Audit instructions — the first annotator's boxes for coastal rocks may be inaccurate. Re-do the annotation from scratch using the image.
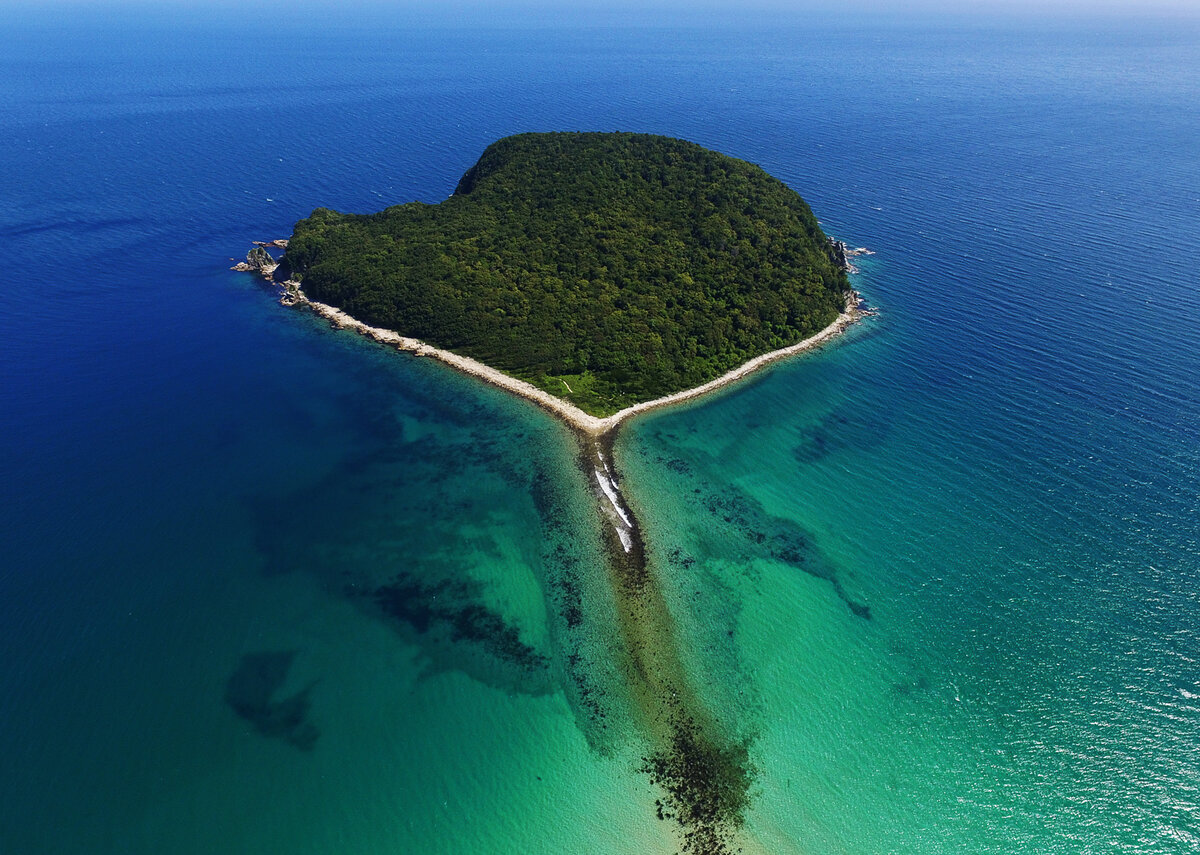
[232,239,307,303]
[232,240,291,279]
[856,293,879,316]
[827,238,874,274]
[246,245,275,271]
[231,245,278,275]
[828,238,848,271]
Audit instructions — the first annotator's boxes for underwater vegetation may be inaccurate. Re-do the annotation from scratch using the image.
[225,651,319,751]
[642,712,754,855]
[369,572,549,673]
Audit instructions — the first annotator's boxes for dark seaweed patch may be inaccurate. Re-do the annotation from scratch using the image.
[792,405,891,466]
[642,714,754,855]
[529,461,629,748]
[548,542,620,742]
[225,651,318,750]
[833,581,871,620]
[668,547,696,570]
[565,649,611,734]
[660,456,693,475]
[791,420,841,465]
[548,541,585,629]
[370,573,549,672]
[698,484,871,620]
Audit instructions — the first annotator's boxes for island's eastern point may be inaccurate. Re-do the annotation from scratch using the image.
[235,131,870,855]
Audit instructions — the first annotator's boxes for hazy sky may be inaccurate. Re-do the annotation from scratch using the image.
[1,0,1197,25]
[0,0,1195,10]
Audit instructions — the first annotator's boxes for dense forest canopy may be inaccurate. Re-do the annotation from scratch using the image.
[283,132,850,416]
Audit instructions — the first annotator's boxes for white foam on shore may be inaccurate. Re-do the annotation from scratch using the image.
[595,468,633,529]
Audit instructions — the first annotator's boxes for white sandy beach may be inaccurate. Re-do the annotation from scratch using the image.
[275,277,860,436]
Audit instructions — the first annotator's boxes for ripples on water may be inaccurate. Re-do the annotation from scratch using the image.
[0,9,1198,854]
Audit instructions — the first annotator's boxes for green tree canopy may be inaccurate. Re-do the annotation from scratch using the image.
[284,132,849,416]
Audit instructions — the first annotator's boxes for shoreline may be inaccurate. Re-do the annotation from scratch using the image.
[261,271,861,439]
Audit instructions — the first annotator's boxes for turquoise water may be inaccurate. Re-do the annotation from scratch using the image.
[2,8,1199,854]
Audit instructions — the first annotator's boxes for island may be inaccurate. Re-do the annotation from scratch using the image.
[237,132,865,855]
[274,131,858,421]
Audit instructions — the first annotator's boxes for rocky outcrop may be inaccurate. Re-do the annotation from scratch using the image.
[246,246,275,270]
[828,238,874,274]
[828,237,849,271]
[231,243,290,279]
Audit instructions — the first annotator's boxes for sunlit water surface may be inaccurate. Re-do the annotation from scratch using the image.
[1,11,1198,854]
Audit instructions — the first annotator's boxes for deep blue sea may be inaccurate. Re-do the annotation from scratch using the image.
[2,7,1199,854]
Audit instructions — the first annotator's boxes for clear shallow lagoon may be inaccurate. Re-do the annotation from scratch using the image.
[2,9,1198,854]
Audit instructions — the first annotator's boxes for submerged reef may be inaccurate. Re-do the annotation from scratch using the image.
[579,433,762,855]
[225,651,319,751]
[642,713,754,855]
[369,572,549,673]
[649,441,871,620]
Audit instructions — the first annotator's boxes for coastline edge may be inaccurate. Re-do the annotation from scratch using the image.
[264,272,862,438]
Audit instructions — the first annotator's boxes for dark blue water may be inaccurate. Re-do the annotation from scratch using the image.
[2,9,1199,853]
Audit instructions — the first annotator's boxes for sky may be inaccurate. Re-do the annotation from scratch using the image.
[0,0,1197,35]
[1,0,1197,17]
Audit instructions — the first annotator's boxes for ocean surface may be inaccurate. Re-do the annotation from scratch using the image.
[2,8,1199,853]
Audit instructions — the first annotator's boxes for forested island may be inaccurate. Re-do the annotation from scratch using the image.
[279,132,853,417]
[242,132,863,855]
